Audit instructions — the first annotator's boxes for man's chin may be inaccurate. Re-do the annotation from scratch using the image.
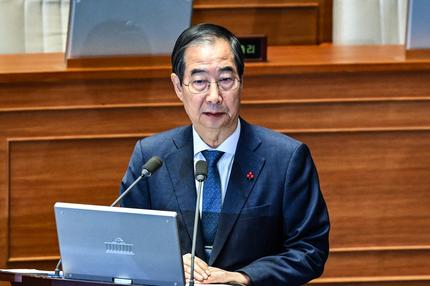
[199,115,229,130]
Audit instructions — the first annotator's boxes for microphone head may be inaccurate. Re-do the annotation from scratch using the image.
[141,156,163,176]
[195,160,208,182]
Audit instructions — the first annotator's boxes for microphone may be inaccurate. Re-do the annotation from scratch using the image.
[53,156,163,277]
[189,160,208,286]
[195,160,208,182]
[141,156,163,177]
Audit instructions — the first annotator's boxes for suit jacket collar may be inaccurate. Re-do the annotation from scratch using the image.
[164,120,266,264]
[164,126,206,259]
[210,119,266,264]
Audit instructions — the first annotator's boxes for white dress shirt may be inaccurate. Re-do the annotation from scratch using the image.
[193,119,241,207]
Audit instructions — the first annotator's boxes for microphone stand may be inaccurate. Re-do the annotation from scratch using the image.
[53,156,162,278]
[53,173,148,277]
[189,178,204,286]
[110,173,147,207]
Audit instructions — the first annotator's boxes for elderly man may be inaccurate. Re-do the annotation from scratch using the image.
[120,23,329,286]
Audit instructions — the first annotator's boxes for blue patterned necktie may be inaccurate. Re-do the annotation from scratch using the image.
[201,150,224,258]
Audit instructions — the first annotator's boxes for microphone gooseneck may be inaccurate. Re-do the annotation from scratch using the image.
[111,156,163,207]
[189,160,208,286]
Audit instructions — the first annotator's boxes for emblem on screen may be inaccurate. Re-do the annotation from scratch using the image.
[105,238,135,255]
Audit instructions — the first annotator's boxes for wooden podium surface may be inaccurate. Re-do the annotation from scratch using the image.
[2,271,430,286]
[0,271,123,286]
[1,45,430,286]
[1,44,430,80]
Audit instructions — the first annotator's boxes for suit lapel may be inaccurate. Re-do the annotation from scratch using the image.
[209,121,266,265]
[164,126,205,259]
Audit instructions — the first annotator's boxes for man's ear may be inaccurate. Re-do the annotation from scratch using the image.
[171,73,184,101]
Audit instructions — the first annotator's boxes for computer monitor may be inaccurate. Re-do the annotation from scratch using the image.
[65,0,193,59]
[406,0,430,49]
[54,202,185,286]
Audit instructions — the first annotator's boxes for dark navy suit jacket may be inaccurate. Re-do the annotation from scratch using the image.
[120,119,330,286]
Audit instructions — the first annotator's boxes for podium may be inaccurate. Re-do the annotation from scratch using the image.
[0,272,232,286]
[0,271,113,286]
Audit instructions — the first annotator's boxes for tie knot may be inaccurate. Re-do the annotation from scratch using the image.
[202,150,224,167]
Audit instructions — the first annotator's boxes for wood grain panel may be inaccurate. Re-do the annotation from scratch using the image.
[6,130,430,275]
[2,46,430,85]
[293,131,430,248]
[192,4,319,45]
[2,72,429,115]
[2,71,430,111]
[1,100,430,140]
[243,71,430,102]
[0,78,177,110]
[1,46,430,284]
[0,143,9,274]
[0,107,188,139]
[240,100,430,131]
[8,138,138,259]
[312,276,430,286]
[193,0,333,43]
[323,248,430,278]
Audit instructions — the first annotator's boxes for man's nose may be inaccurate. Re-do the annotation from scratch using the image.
[205,82,222,104]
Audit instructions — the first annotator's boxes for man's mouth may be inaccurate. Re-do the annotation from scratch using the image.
[203,112,224,117]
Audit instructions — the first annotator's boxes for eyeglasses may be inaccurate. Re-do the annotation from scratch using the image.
[183,77,241,94]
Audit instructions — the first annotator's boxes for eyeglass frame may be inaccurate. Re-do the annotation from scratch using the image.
[182,77,242,94]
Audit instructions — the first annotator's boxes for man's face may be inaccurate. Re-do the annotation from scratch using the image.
[171,38,241,140]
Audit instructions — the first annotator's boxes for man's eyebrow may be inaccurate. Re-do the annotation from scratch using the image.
[190,68,207,76]
[189,66,235,76]
[219,66,235,73]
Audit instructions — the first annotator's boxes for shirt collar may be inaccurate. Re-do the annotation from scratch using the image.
[193,119,241,156]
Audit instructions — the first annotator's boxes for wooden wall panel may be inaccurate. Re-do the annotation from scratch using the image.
[193,0,333,43]
[1,46,430,285]
[2,70,430,111]
[324,248,430,277]
[192,4,319,45]
[296,131,430,248]
[6,131,430,275]
[240,100,430,130]
[243,71,430,101]
[8,138,137,260]
[0,78,175,110]
[312,277,430,286]
[1,100,429,142]
[0,108,187,138]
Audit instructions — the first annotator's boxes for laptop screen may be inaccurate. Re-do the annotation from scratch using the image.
[54,202,185,286]
[65,0,193,58]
